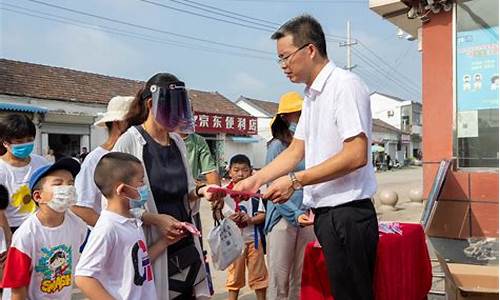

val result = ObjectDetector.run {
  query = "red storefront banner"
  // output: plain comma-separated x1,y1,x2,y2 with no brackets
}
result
193,113,258,135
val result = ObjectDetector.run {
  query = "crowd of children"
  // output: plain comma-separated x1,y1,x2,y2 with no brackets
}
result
0,85,312,300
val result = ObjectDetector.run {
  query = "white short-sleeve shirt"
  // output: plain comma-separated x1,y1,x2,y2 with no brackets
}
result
294,61,377,208
222,191,266,243
75,210,157,300
74,146,109,213
0,154,50,227
1,211,87,300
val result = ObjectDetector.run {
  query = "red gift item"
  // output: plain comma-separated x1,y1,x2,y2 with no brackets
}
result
207,186,263,200
300,223,432,300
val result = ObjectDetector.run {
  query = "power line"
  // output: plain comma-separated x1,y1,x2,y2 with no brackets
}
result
352,48,419,99
136,0,271,32
17,0,420,97
141,0,348,42
1,4,274,61
358,41,421,90
177,0,278,26
23,0,274,55
353,47,420,94
208,0,367,3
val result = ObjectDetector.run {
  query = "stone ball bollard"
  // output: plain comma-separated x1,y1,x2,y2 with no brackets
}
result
378,190,398,211
408,188,424,205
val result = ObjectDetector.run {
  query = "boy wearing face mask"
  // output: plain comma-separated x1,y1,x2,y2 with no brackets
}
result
0,114,50,235
1,157,87,300
75,152,174,300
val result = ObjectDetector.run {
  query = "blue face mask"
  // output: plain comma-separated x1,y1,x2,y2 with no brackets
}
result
288,122,298,134
128,185,149,209
10,142,34,159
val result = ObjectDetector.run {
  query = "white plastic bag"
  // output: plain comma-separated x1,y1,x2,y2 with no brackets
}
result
207,218,244,271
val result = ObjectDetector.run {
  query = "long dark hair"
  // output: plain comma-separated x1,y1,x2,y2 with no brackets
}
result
125,73,180,127
0,114,36,156
269,116,293,146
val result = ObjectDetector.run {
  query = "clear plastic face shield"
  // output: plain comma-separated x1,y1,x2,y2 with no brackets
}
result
150,82,194,133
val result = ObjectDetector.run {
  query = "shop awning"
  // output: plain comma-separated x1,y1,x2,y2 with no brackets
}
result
0,102,48,114
229,136,259,143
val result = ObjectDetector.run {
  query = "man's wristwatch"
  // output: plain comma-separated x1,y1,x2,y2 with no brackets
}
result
289,172,303,190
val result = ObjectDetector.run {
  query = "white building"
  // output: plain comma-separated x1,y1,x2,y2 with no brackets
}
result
370,92,423,160
0,59,259,173
236,96,279,168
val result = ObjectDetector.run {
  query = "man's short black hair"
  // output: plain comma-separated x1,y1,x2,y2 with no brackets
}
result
271,14,327,58
0,184,9,210
229,154,251,168
94,152,143,198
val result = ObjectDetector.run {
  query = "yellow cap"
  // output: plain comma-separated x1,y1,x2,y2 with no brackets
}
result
277,91,303,114
271,91,303,129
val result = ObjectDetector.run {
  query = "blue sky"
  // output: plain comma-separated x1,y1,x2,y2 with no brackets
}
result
0,0,422,103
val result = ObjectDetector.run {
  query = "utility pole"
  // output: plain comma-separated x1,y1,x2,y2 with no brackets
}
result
339,21,357,71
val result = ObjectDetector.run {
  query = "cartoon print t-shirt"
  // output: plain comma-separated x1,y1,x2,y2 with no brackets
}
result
0,154,50,227
75,210,158,300
1,210,87,299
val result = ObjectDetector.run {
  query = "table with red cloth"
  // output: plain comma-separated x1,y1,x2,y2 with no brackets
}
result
300,223,432,300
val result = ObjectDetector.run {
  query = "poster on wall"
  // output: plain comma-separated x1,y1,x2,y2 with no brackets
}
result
456,26,499,111
457,110,479,138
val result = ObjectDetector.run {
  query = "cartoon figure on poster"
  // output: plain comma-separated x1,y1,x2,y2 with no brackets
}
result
491,75,499,90
463,74,472,91
473,73,482,91
456,26,499,111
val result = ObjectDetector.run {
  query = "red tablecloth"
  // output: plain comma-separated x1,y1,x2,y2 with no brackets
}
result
301,223,432,300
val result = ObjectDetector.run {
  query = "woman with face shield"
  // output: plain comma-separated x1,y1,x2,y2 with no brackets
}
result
113,73,222,300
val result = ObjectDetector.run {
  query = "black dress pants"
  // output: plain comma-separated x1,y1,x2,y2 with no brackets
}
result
313,199,379,300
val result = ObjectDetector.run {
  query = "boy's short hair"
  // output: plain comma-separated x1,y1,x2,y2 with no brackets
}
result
229,154,252,168
94,152,143,198
0,184,9,210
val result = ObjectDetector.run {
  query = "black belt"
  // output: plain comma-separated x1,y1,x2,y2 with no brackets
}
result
312,198,372,215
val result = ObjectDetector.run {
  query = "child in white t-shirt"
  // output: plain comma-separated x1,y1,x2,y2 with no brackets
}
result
75,152,172,300
222,154,268,300
0,114,50,234
1,158,87,300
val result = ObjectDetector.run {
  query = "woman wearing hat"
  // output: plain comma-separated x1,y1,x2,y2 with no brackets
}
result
264,91,315,300
72,96,134,227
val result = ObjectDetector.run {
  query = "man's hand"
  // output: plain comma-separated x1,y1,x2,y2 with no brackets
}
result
264,175,295,204
233,175,262,194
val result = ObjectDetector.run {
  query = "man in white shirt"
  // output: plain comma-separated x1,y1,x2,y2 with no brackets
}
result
234,15,378,300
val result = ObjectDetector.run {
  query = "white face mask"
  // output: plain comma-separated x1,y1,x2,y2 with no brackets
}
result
48,185,77,213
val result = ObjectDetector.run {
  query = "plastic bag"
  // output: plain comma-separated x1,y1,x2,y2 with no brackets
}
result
207,218,244,271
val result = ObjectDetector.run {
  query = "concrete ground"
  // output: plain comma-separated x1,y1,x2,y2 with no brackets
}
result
73,166,446,299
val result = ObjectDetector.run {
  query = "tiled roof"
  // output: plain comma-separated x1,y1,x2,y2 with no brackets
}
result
373,118,401,133
238,96,278,117
0,59,249,116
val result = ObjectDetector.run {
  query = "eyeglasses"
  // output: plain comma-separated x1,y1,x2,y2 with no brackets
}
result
277,44,310,65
